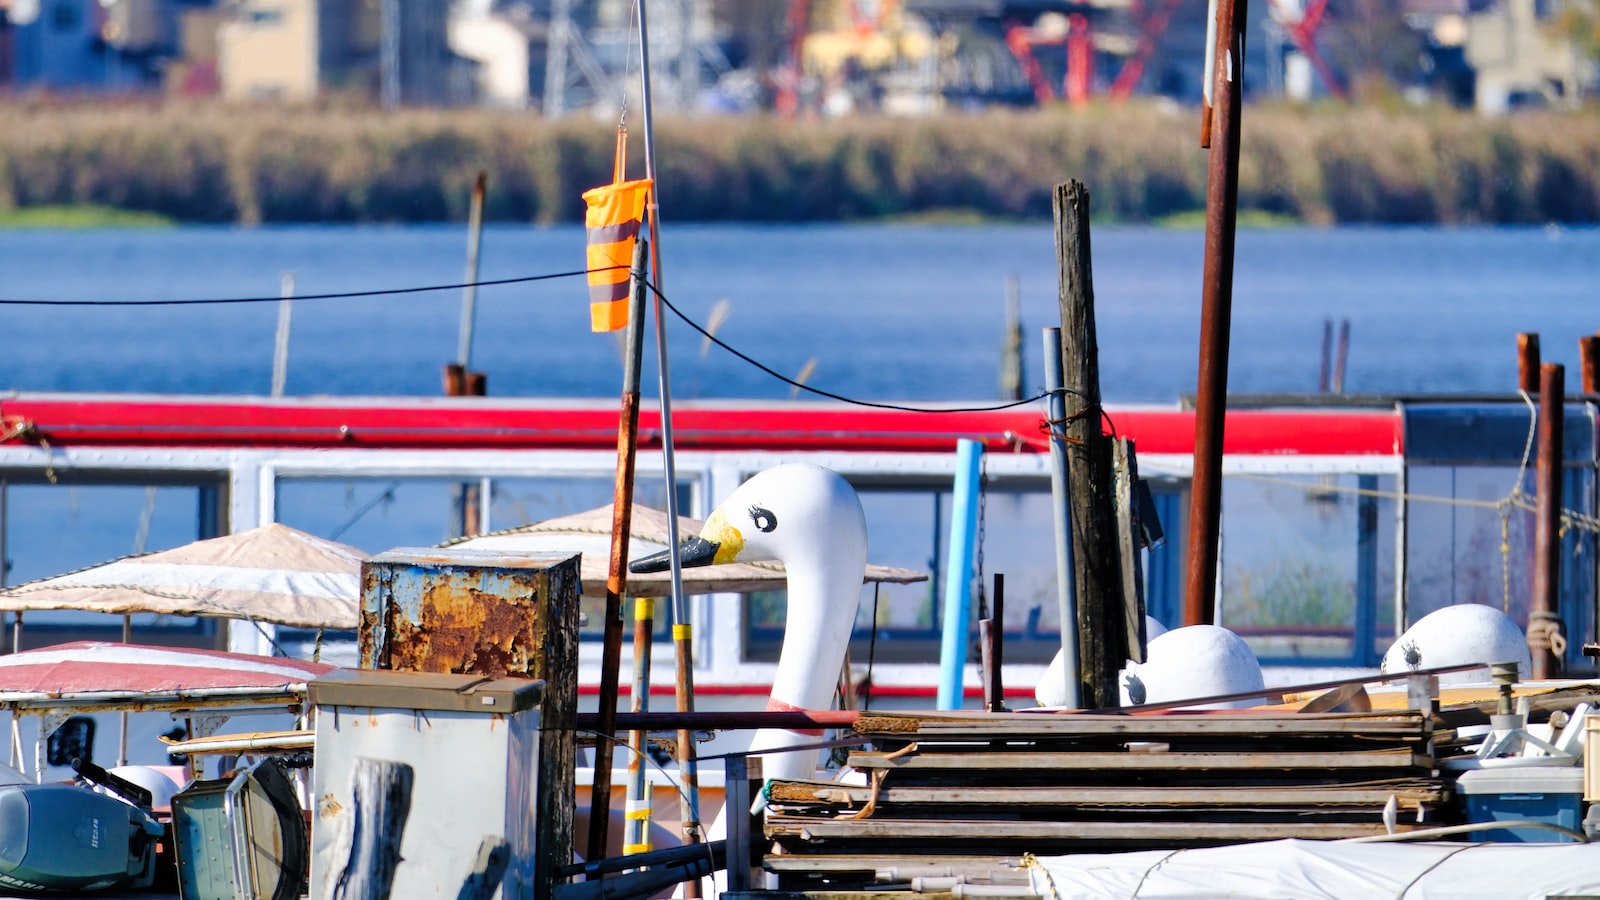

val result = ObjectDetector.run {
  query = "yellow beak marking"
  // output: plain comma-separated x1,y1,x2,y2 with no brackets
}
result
702,510,744,564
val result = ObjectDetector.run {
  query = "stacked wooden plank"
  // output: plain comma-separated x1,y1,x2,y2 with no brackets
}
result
761,709,1451,891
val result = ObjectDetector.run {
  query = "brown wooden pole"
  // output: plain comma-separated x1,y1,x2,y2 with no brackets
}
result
1517,333,1541,394
1054,180,1128,708
587,237,650,862
981,573,1005,712
1580,334,1599,394
1183,0,1246,628
1530,362,1565,680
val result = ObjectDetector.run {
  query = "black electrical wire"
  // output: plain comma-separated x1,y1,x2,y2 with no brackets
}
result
645,279,1066,414
0,269,595,306
0,258,1087,418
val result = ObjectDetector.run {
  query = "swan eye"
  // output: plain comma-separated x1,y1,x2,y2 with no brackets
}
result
749,505,777,533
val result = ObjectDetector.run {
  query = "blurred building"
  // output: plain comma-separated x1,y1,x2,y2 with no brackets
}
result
0,0,1589,112
216,0,472,105
0,0,169,90
1463,0,1589,112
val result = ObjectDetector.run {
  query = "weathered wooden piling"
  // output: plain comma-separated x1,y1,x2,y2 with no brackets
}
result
980,574,1005,712
1531,361,1565,679
1053,180,1127,708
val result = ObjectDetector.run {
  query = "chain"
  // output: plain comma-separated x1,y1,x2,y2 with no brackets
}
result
1500,504,1512,615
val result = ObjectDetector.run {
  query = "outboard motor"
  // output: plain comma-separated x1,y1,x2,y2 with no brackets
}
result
0,781,162,892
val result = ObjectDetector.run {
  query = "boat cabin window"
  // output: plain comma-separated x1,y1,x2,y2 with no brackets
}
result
1217,472,1397,668
0,481,219,649
1404,463,1596,673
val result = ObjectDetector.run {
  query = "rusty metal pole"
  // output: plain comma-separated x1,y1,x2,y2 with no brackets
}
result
1182,0,1246,627
1530,362,1565,680
587,237,650,862
1517,333,1541,394
1580,334,1599,394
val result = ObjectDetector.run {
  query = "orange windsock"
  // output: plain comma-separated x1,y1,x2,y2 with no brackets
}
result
582,178,652,332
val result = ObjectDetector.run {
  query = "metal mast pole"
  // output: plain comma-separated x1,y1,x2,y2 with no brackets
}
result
1183,0,1246,626
636,0,704,863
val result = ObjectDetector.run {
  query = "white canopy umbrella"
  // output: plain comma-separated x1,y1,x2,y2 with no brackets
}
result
0,523,362,630
446,502,924,597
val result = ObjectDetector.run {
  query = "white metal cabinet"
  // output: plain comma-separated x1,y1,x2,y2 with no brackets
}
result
309,670,543,900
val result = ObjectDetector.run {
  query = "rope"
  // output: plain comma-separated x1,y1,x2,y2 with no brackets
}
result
841,768,885,820
1020,854,1062,900
0,417,56,484
1528,610,1569,658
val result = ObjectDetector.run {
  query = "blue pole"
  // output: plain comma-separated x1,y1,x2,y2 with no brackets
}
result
937,439,984,710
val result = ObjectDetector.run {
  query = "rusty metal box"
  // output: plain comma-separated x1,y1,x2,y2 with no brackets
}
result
357,548,581,900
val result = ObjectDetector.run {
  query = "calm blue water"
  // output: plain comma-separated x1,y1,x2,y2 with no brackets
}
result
2,223,1597,403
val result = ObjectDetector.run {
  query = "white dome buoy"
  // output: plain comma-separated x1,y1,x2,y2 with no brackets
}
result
1035,616,1168,708
1119,624,1265,710
1382,604,1533,686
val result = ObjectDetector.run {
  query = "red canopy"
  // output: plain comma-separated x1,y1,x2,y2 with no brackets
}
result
0,642,332,697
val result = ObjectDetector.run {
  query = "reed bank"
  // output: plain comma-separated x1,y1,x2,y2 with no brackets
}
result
0,102,1595,226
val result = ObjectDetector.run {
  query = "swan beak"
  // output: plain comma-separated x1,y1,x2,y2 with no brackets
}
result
630,535,720,573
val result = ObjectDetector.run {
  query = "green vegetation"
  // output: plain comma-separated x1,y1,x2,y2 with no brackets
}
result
1154,209,1306,229
0,101,1597,225
1225,560,1355,629
0,204,174,229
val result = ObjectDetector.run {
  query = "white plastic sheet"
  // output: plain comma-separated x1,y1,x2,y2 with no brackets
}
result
1026,838,1600,899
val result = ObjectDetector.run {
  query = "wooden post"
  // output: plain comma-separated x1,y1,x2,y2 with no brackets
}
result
590,237,651,862
1113,439,1149,664
1053,180,1128,708
1332,318,1350,394
1517,333,1541,394
442,365,488,538
980,573,1005,712
330,758,414,900
457,171,488,371
1530,362,1565,680
1580,334,1599,394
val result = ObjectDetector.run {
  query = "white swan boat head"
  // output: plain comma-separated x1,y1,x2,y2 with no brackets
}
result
631,462,869,783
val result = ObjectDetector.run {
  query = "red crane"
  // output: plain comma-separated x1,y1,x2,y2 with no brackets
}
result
1270,0,1348,100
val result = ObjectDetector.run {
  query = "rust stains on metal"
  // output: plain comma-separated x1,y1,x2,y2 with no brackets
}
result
318,794,343,819
382,583,543,680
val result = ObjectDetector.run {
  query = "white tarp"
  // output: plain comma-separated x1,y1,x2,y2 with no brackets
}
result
1027,839,1600,899
0,523,361,628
